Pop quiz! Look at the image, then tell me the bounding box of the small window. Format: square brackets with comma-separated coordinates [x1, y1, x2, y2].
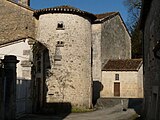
[56, 41, 64, 47]
[115, 74, 119, 80]
[56, 21, 65, 30]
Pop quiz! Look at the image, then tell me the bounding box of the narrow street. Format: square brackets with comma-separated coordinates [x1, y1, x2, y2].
[18, 105, 139, 120]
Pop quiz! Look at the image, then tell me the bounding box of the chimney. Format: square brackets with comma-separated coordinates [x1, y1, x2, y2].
[18, 0, 30, 6]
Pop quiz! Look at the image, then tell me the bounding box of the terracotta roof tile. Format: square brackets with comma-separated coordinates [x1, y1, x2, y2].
[102, 59, 142, 71]
[34, 5, 96, 21]
[95, 12, 118, 19]
[94, 12, 119, 22]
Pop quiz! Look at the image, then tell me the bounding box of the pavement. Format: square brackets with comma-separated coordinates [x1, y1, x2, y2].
[17, 105, 139, 120]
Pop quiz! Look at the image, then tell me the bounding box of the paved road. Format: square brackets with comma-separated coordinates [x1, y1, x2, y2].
[17, 105, 138, 120]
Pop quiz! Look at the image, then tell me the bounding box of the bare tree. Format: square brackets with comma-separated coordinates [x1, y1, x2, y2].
[123, 0, 142, 58]
[123, 0, 142, 30]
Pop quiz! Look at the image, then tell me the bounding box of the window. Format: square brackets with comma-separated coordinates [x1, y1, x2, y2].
[115, 74, 119, 80]
[56, 41, 64, 47]
[56, 21, 65, 30]
[54, 41, 64, 61]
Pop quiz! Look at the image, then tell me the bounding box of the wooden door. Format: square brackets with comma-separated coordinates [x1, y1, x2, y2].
[114, 83, 120, 96]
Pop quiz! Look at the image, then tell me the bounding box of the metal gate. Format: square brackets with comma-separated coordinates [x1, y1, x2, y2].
[16, 79, 32, 117]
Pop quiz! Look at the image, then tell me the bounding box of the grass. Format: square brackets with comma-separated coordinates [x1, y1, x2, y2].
[71, 107, 95, 113]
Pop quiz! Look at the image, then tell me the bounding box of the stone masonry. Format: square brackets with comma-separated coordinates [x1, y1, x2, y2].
[101, 15, 131, 66]
[34, 9, 95, 109]
[0, 1, 131, 113]
[92, 13, 131, 83]
[0, 0, 35, 45]
[140, 0, 160, 119]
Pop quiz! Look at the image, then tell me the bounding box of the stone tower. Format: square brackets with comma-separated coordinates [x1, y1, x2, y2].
[33, 6, 96, 110]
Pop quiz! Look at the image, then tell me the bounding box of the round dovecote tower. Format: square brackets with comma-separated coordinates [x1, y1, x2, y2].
[34, 6, 96, 109]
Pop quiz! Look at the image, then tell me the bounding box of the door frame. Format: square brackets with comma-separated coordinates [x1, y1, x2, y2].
[114, 82, 120, 96]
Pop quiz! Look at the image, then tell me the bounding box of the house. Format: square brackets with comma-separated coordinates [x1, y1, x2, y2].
[32, 5, 131, 111]
[92, 12, 131, 103]
[0, 0, 35, 116]
[92, 12, 131, 83]
[101, 59, 143, 98]
[0, 0, 131, 114]
[140, 0, 160, 119]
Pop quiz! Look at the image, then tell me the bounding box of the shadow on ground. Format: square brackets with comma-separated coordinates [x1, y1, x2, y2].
[17, 102, 72, 120]
[128, 98, 143, 117]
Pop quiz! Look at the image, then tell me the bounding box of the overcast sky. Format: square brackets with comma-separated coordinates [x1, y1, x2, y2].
[30, 0, 128, 23]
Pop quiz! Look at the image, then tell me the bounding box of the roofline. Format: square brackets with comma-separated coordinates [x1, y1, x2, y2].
[33, 6, 96, 22]
[137, 60, 143, 71]
[0, 37, 35, 47]
[102, 59, 143, 71]
[94, 12, 119, 23]
[7, 0, 34, 12]
[94, 12, 131, 37]
[118, 13, 131, 37]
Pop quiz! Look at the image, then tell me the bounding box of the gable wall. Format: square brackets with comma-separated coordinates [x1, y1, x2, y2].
[137, 64, 143, 98]
[92, 23, 102, 82]
[101, 15, 131, 67]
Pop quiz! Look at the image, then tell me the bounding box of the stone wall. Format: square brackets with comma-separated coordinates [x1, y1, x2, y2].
[91, 15, 131, 103]
[101, 67, 143, 98]
[36, 13, 92, 109]
[0, 0, 35, 45]
[92, 15, 131, 82]
[101, 15, 131, 66]
[137, 64, 143, 98]
[142, 0, 160, 119]
[92, 24, 102, 82]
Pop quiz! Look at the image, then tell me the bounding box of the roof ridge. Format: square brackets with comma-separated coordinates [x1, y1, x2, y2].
[94, 12, 119, 23]
[36, 5, 81, 11]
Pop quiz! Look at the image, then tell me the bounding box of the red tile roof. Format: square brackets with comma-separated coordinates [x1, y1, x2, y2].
[95, 12, 118, 19]
[34, 5, 96, 21]
[94, 12, 119, 22]
[102, 59, 142, 71]
[33, 5, 119, 23]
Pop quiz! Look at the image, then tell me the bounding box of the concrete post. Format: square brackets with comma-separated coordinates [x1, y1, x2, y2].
[2, 55, 19, 120]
